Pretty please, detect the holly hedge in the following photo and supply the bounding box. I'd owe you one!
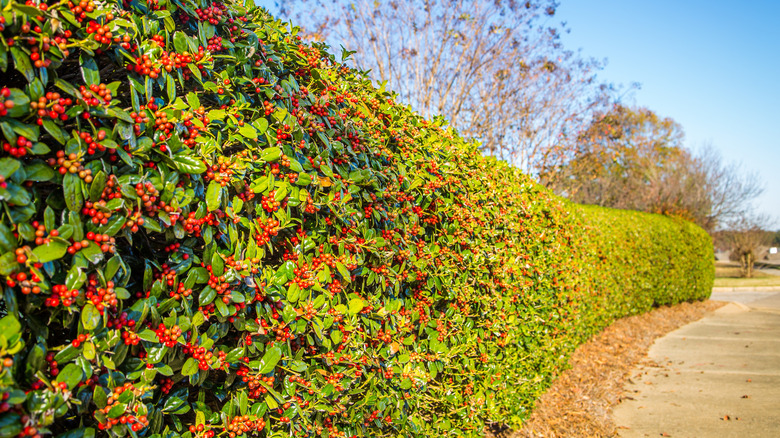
[0,0,713,437]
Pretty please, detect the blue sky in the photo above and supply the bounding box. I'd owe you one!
[262,0,779,228]
[553,1,779,227]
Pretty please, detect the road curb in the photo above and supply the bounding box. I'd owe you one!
[711,286,780,292]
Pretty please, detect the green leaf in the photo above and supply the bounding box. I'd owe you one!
[89,171,107,202]
[24,161,56,181]
[260,147,281,162]
[93,387,108,409]
[10,47,34,83]
[0,315,21,341]
[225,346,244,363]
[81,303,101,330]
[137,329,157,342]
[108,404,125,418]
[173,31,189,53]
[0,158,21,179]
[238,124,257,138]
[336,262,351,282]
[199,287,216,306]
[80,53,100,85]
[54,344,79,363]
[215,299,229,317]
[63,173,83,212]
[264,394,278,410]
[206,180,221,211]
[182,358,198,376]
[254,118,269,135]
[42,120,67,144]
[287,283,300,303]
[186,92,200,109]
[11,3,43,16]
[83,341,96,360]
[0,414,22,437]
[258,346,282,373]
[166,73,176,102]
[31,240,68,263]
[173,153,207,174]
[6,118,39,141]
[274,183,288,202]
[296,172,312,186]
[80,243,104,264]
[348,298,364,315]
[4,89,29,118]
[58,363,85,389]
[211,252,224,276]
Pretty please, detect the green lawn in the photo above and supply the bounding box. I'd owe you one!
[714,262,780,288]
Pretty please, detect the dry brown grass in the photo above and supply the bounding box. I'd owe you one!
[487,300,725,438]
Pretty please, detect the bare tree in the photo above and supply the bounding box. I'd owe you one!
[694,144,765,231]
[270,0,609,173]
[724,213,773,277]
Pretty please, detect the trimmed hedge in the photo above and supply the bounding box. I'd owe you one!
[572,205,714,337]
[0,1,712,438]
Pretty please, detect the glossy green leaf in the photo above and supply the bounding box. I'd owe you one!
[257,346,282,373]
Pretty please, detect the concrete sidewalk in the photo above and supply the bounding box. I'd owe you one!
[612,290,780,437]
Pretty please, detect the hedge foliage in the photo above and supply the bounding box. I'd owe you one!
[0,0,713,437]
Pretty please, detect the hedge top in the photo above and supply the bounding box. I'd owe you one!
[0,0,712,437]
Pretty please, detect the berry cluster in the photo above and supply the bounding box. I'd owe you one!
[275,124,291,141]
[182,211,217,236]
[123,211,146,233]
[254,217,279,246]
[158,377,174,394]
[70,334,90,348]
[31,91,72,125]
[121,329,140,346]
[96,383,149,432]
[169,282,193,300]
[2,136,33,158]
[224,414,265,437]
[85,19,113,45]
[206,36,224,52]
[45,352,59,377]
[182,344,214,371]
[154,323,182,348]
[46,151,94,182]
[194,3,225,24]
[205,160,234,186]
[84,279,118,311]
[107,312,136,330]
[46,284,79,307]
[0,88,14,117]
[262,100,274,116]
[261,191,282,212]
[67,0,95,22]
[127,54,162,79]
[78,84,113,107]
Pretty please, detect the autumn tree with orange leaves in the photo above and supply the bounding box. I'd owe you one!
[542,104,764,233]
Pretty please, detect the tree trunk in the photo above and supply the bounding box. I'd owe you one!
[740,252,755,278]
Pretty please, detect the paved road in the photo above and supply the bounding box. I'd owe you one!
[612,290,780,437]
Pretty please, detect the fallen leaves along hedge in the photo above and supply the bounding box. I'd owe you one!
[0,0,713,437]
